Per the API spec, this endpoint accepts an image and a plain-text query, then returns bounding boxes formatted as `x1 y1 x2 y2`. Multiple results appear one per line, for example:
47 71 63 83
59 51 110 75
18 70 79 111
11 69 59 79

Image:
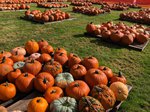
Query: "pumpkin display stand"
0 85 132 112
20 16 76 24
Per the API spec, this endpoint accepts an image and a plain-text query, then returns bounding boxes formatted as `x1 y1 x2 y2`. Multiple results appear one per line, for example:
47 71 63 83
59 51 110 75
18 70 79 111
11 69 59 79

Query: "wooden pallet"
20 16 76 24
84 32 149 51
0 85 132 112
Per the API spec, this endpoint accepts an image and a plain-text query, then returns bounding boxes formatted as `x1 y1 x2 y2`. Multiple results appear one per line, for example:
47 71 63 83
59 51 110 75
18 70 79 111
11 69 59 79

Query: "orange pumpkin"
55 47 67 55
11 52 24 63
41 45 54 54
68 54 81 68
0 57 13 66
44 86 63 103
0 51 12 58
38 39 49 49
86 22 97 33
37 53 51 63
54 52 68 66
7 69 21 83
111 72 127 84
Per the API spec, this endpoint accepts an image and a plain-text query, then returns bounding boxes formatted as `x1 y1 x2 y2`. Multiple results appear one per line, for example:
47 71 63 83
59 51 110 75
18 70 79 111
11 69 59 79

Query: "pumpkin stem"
15 51 18 55
103 67 107 70
74 83 79 87
95 70 99 74
90 22 93 24
50 59 54 65
1 56 6 63
88 56 93 59
4 81 9 87
31 59 34 63
51 90 56 94
41 39 45 42
94 86 103 92
118 71 123 77
24 73 28 77
37 99 41 103
77 65 81 69
73 54 77 57
1 50 4 54
43 78 48 84
57 47 61 50
59 53 63 56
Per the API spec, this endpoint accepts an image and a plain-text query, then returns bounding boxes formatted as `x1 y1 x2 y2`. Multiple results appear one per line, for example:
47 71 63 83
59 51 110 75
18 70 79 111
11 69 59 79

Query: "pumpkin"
66 80 90 100
38 39 49 49
49 97 77 112
55 47 67 55
85 69 108 88
25 40 39 55
70 64 87 80
7 69 21 83
43 59 63 77
121 34 134 45
0 51 12 58
0 57 13 66
0 82 16 101
41 45 54 54
86 22 97 33
98 66 113 80
55 72 74 89
54 52 68 66
15 73 35 93
11 47 26 56
38 53 51 63
136 33 149 44
0 106 7 112
27 97 48 112
13 61 25 70
110 82 128 101
42 15 49 22
94 29 101 35
34 72 54 92
44 86 64 103
110 31 124 43
79 96 105 112
68 54 81 68
81 56 99 70
30 53 41 60
11 52 24 63
110 72 127 84
101 30 111 40
23 59 42 76
91 84 116 110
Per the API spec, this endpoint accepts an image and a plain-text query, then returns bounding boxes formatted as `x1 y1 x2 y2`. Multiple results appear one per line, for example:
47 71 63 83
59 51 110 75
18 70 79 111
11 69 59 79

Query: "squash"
50 97 77 112
13 61 25 70
55 72 74 89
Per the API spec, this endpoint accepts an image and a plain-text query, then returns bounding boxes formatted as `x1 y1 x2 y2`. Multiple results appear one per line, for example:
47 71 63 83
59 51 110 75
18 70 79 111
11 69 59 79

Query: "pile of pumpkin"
37 2 69 8
0 39 130 112
71 1 92 6
72 6 108 15
120 9 150 25
31 0 47 3
91 0 107 5
47 0 67 2
25 9 70 22
0 0 32 4
0 4 30 11
86 22 150 45
101 2 129 11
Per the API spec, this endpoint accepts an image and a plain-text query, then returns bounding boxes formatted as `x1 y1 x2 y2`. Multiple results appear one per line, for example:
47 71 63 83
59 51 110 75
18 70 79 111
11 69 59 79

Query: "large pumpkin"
49 97 77 112
27 97 48 112
25 40 39 54
0 82 16 101
7 69 21 83
70 64 87 80
44 86 64 103
110 82 128 101
15 73 35 93
23 59 42 76
110 72 127 84
85 69 108 88
43 59 63 77
91 84 116 110
79 96 105 112
68 54 81 68
54 52 68 66
55 72 74 89
34 72 54 92
81 56 99 70
66 80 90 100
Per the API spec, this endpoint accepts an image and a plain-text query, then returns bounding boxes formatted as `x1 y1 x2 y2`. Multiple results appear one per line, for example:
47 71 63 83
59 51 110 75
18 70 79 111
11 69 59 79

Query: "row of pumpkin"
0 39 129 112
0 4 30 10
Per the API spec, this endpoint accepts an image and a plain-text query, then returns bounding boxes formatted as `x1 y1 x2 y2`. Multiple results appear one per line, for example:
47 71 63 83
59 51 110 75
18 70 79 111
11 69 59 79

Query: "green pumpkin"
13 61 25 69
55 72 74 89
50 97 77 112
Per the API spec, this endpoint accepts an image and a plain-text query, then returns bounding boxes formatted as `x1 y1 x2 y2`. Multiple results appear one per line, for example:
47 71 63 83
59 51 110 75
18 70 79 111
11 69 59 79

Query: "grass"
0 3 150 112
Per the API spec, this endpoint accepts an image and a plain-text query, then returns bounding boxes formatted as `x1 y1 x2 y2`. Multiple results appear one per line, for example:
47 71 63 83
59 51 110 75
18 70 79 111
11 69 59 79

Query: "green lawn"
0 3 150 112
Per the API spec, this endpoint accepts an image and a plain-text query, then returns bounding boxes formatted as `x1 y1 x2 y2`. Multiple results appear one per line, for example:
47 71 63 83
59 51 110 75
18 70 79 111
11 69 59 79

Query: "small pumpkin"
0 82 16 101
27 97 48 112
0 106 7 112
101 29 111 40
15 73 35 93
68 54 81 68
0 57 13 66
85 69 108 88
13 61 25 70
25 40 39 55
43 59 63 77
23 59 42 76
110 31 124 43
11 52 24 63
86 22 97 33
110 82 128 101
55 47 67 55
70 64 87 80
41 45 54 54
66 80 90 100
11 47 26 56
81 56 99 70
110 71 127 84
7 69 21 83
37 53 51 63
34 72 54 92
49 97 77 112
54 52 68 66
136 33 149 44
38 39 49 49
121 34 134 45
30 53 41 60
79 96 105 112
98 66 113 80
0 51 12 58
44 86 64 103
55 72 74 89
91 84 116 110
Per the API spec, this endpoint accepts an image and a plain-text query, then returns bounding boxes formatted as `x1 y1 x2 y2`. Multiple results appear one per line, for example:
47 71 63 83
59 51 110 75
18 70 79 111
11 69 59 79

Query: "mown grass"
0 3 150 112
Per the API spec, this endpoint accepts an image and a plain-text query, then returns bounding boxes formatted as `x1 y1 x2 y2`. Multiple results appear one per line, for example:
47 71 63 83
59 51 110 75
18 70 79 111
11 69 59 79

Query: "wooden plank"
7 91 42 112
84 32 149 51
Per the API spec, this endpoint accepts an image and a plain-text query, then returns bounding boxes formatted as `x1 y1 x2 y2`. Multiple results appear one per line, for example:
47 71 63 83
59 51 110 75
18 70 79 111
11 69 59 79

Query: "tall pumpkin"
25 40 39 54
